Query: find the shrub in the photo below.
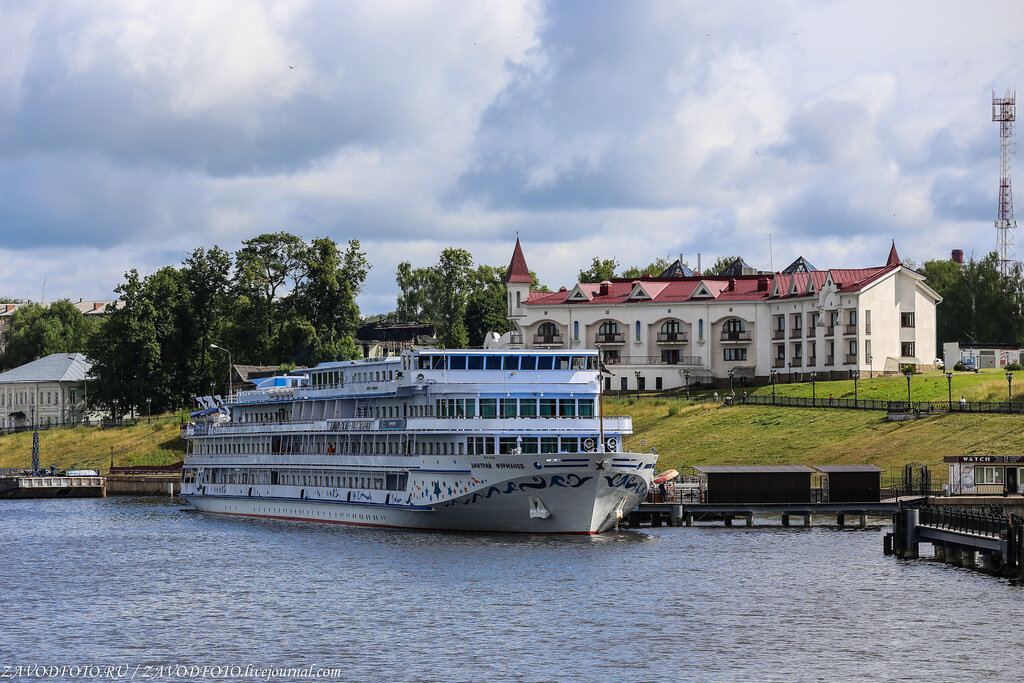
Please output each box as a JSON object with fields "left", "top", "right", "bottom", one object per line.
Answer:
{"left": 667, "top": 405, "right": 680, "bottom": 417}
{"left": 954, "top": 362, "right": 965, "bottom": 372}
{"left": 1006, "top": 362, "right": 1023, "bottom": 371}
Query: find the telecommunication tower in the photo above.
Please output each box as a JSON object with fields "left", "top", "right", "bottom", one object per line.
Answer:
{"left": 993, "top": 89, "right": 1016, "bottom": 276}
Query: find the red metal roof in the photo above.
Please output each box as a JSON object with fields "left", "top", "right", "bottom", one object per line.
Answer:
{"left": 503, "top": 237, "right": 534, "bottom": 284}
{"left": 886, "top": 240, "right": 901, "bottom": 266}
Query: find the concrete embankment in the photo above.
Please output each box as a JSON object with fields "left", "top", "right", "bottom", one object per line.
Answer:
{"left": 105, "top": 475, "right": 180, "bottom": 496}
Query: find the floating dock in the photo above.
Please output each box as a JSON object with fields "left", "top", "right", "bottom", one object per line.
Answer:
{"left": 0, "top": 475, "right": 106, "bottom": 499}
{"left": 624, "top": 500, "right": 907, "bottom": 528}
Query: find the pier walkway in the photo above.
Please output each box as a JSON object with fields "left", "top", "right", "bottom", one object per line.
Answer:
{"left": 0, "top": 475, "right": 106, "bottom": 498}
{"left": 626, "top": 500, "right": 913, "bottom": 528}
{"left": 885, "top": 506, "right": 1024, "bottom": 578}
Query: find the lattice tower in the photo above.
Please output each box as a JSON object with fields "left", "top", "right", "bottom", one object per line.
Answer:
{"left": 993, "top": 89, "right": 1016, "bottom": 276}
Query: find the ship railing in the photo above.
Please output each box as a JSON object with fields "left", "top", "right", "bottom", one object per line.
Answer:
{"left": 184, "top": 416, "right": 633, "bottom": 436}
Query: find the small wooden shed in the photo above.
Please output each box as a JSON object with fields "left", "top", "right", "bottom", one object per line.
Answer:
{"left": 694, "top": 465, "right": 814, "bottom": 504}
{"left": 814, "top": 465, "right": 883, "bottom": 502}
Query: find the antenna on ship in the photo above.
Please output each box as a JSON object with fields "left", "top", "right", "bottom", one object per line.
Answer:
{"left": 597, "top": 344, "right": 605, "bottom": 452}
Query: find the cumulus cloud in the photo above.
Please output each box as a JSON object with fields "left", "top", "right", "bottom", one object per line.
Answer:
{"left": 1, "top": 0, "right": 1023, "bottom": 310}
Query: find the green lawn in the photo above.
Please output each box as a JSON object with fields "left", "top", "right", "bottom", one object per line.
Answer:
{"left": 619, "top": 398, "right": 1024, "bottom": 474}
{"left": 745, "top": 368, "right": 1016, "bottom": 403}
{"left": 0, "top": 414, "right": 187, "bottom": 472}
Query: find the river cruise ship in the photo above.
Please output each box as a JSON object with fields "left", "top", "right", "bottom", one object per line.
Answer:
{"left": 181, "top": 349, "right": 657, "bottom": 534}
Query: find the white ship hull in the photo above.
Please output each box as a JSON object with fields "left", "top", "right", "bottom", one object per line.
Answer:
{"left": 183, "top": 453, "right": 656, "bottom": 534}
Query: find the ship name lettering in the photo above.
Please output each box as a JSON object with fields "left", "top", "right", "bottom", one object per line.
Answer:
{"left": 471, "top": 463, "right": 493, "bottom": 469}
{"left": 496, "top": 463, "right": 525, "bottom": 470}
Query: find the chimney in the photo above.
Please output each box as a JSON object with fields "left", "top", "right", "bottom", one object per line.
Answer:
{"left": 599, "top": 281, "right": 611, "bottom": 296}
{"left": 757, "top": 277, "right": 769, "bottom": 291}
{"left": 697, "top": 253, "right": 702, "bottom": 273}
{"left": 93, "top": 302, "right": 102, "bottom": 310}
{"left": 951, "top": 249, "right": 964, "bottom": 264}
{"left": 727, "top": 278, "right": 736, "bottom": 291}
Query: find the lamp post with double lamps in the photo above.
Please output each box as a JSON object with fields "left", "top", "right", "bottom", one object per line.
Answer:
{"left": 851, "top": 370, "right": 859, "bottom": 407}
{"left": 1007, "top": 372, "right": 1014, "bottom": 410}
{"left": 904, "top": 368, "right": 913, "bottom": 405}
{"left": 633, "top": 371, "right": 641, "bottom": 402}
{"left": 728, "top": 369, "right": 735, "bottom": 394}
{"left": 210, "top": 344, "right": 232, "bottom": 399}
{"left": 810, "top": 371, "right": 817, "bottom": 405}
{"left": 770, "top": 369, "right": 777, "bottom": 404}
{"left": 946, "top": 371, "right": 953, "bottom": 411}
{"left": 683, "top": 369, "right": 690, "bottom": 399}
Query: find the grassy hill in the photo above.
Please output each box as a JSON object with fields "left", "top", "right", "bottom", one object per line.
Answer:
{"left": 618, "top": 398, "right": 1024, "bottom": 475}
{"left": 0, "top": 416, "right": 186, "bottom": 472}
{"left": 746, "top": 368, "right": 1016, "bottom": 403}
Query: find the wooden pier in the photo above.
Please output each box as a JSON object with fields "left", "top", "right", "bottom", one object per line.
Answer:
{"left": 0, "top": 475, "right": 106, "bottom": 499}
{"left": 624, "top": 501, "right": 906, "bottom": 528}
{"left": 885, "top": 506, "right": 1024, "bottom": 578}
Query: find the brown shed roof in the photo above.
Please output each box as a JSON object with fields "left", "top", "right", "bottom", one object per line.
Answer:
{"left": 694, "top": 465, "right": 815, "bottom": 474}
{"left": 814, "top": 465, "right": 883, "bottom": 473}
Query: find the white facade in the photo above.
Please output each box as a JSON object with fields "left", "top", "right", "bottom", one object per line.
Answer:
{"left": 496, "top": 244, "right": 941, "bottom": 390}
{"left": 0, "top": 353, "right": 91, "bottom": 430}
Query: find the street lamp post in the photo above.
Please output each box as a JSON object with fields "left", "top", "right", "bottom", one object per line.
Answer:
{"left": 633, "top": 371, "right": 641, "bottom": 402}
{"left": 904, "top": 368, "right": 913, "bottom": 405}
{"left": 770, "top": 370, "right": 777, "bottom": 404}
{"left": 810, "top": 371, "right": 817, "bottom": 406}
{"left": 210, "top": 344, "right": 232, "bottom": 398}
{"left": 851, "top": 370, "right": 859, "bottom": 407}
{"left": 146, "top": 397, "right": 152, "bottom": 424}
{"left": 728, "top": 369, "right": 735, "bottom": 393}
{"left": 945, "top": 371, "right": 953, "bottom": 411}
{"left": 1007, "top": 372, "right": 1014, "bottom": 409}
{"left": 683, "top": 369, "right": 690, "bottom": 399}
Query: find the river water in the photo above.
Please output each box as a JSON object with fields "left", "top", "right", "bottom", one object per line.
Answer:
{"left": 2, "top": 497, "right": 1021, "bottom": 681}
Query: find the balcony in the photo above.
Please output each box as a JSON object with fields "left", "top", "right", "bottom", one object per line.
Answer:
{"left": 595, "top": 332, "right": 625, "bottom": 344}
{"left": 807, "top": 355, "right": 817, "bottom": 366}
{"left": 825, "top": 326, "right": 835, "bottom": 337}
{"left": 790, "top": 356, "right": 803, "bottom": 367}
{"left": 790, "top": 328, "right": 802, "bottom": 338}
{"left": 806, "top": 327, "right": 816, "bottom": 338}
{"left": 533, "top": 334, "right": 563, "bottom": 346}
{"left": 844, "top": 354, "right": 858, "bottom": 365}
{"left": 657, "top": 331, "right": 688, "bottom": 344}
{"left": 773, "top": 358, "right": 786, "bottom": 368}
{"left": 720, "top": 331, "right": 751, "bottom": 342}
{"left": 773, "top": 329, "right": 785, "bottom": 340}
{"left": 604, "top": 355, "right": 703, "bottom": 367}
{"left": 508, "top": 331, "right": 523, "bottom": 346}
{"left": 844, "top": 325, "right": 857, "bottom": 336}
{"left": 825, "top": 355, "right": 835, "bottom": 366}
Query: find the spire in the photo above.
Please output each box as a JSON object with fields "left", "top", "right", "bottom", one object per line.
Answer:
{"left": 503, "top": 237, "right": 534, "bottom": 283}
{"left": 886, "top": 240, "right": 901, "bottom": 267}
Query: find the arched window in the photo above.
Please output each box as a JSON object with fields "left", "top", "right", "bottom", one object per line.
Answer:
{"left": 516, "top": 291, "right": 521, "bottom": 308}
{"left": 598, "top": 321, "right": 619, "bottom": 335}
{"left": 573, "top": 320, "right": 579, "bottom": 341}
{"left": 635, "top": 321, "right": 641, "bottom": 341}
{"left": 724, "top": 318, "right": 746, "bottom": 332}
{"left": 661, "top": 320, "right": 681, "bottom": 334}
{"left": 698, "top": 319, "right": 704, "bottom": 341}
{"left": 538, "top": 322, "right": 559, "bottom": 339}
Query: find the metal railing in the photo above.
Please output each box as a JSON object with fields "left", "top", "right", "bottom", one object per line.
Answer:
{"left": 773, "top": 330, "right": 785, "bottom": 340}
{"left": 720, "top": 331, "right": 751, "bottom": 342}
{"left": 605, "top": 355, "right": 703, "bottom": 367}
{"left": 825, "top": 326, "right": 835, "bottom": 337}
{"left": 733, "top": 393, "right": 1024, "bottom": 415}
{"left": 595, "top": 332, "right": 625, "bottom": 344}
{"left": 806, "top": 327, "right": 816, "bottom": 337}
{"left": 919, "top": 506, "right": 1011, "bottom": 539}
{"left": 773, "top": 358, "right": 785, "bottom": 368}
{"left": 657, "top": 332, "right": 688, "bottom": 343}
{"left": 844, "top": 325, "right": 857, "bottom": 335}
{"left": 533, "top": 334, "right": 563, "bottom": 345}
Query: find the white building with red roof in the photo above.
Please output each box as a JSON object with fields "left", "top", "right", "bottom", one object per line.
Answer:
{"left": 494, "top": 238, "right": 941, "bottom": 390}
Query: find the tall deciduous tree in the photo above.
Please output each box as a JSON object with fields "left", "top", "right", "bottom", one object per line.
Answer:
{"left": 578, "top": 257, "right": 619, "bottom": 283}
{"left": 1, "top": 300, "right": 97, "bottom": 370}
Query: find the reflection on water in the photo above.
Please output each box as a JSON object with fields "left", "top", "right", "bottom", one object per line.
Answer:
{"left": 1, "top": 498, "right": 1021, "bottom": 680}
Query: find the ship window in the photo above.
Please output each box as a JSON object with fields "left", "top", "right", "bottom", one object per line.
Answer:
{"left": 555, "top": 356, "right": 570, "bottom": 370}
{"left": 501, "top": 399, "right": 517, "bottom": 418}
{"left": 520, "top": 355, "right": 537, "bottom": 370}
{"left": 499, "top": 437, "right": 518, "bottom": 454}
{"left": 537, "top": 355, "right": 554, "bottom": 370}
{"left": 432, "top": 356, "right": 445, "bottom": 370}
{"left": 450, "top": 355, "right": 467, "bottom": 370}
{"left": 559, "top": 399, "right": 576, "bottom": 417}
{"left": 480, "top": 399, "right": 497, "bottom": 418}
{"left": 416, "top": 357, "right": 430, "bottom": 370}
{"left": 486, "top": 355, "right": 502, "bottom": 370}
{"left": 578, "top": 399, "right": 595, "bottom": 417}
{"left": 455, "top": 399, "right": 466, "bottom": 418}
{"left": 504, "top": 356, "right": 520, "bottom": 370}
{"left": 465, "top": 398, "right": 476, "bottom": 417}
{"left": 540, "top": 398, "right": 556, "bottom": 417}
{"left": 561, "top": 437, "right": 579, "bottom": 453}
{"left": 571, "top": 356, "right": 586, "bottom": 370}
{"left": 519, "top": 399, "right": 537, "bottom": 417}
{"left": 467, "top": 355, "right": 484, "bottom": 370}
{"left": 521, "top": 438, "right": 538, "bottom": 454}
{"left": 448, "top": 399, "right": 456, "bottom": 417}
{"left": 541, "top": 437, "right": 558, "bottom": 454}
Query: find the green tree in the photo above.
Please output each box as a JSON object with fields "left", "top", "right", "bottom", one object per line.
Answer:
{"left": 86, "top": 270, "right": 160, "bottom": 418}
{"left": 1, "top": 300, "right": 97, "bottom": 370}
{"left": 620, "top": 257, "right": 675, "bottom": 279}
{"left": 578, "top": 257, "right": 619, "bottom": 283}
{"left": 181, "top": 246, "right": 232, "bottom": 396}
{"left": 708, "top": 256, "right": 739, "bottom": 275}
{"left": 432, "top": 248, "right": 473, "bottom": 348}
{"left": 465, "top": 265, "right": 512, "bottom": 346}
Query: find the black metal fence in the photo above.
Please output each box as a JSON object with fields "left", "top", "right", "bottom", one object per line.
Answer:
{"left": 918, "top": 506, "right": 1014, "bottom": 539}
{"left": 720, "top": 393, "right": 1024, "bottom": 415}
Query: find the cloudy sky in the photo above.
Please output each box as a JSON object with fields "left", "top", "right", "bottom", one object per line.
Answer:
{"left": 2, "top": 0, "right": 1023, "bottom": 313}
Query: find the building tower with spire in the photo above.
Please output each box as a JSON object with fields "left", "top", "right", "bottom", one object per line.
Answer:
{"left": 503, "top": 237, "right": 534, "bottom": 332}
{"left": 993, "top": 90, "right": 1017, "bottom": 276}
